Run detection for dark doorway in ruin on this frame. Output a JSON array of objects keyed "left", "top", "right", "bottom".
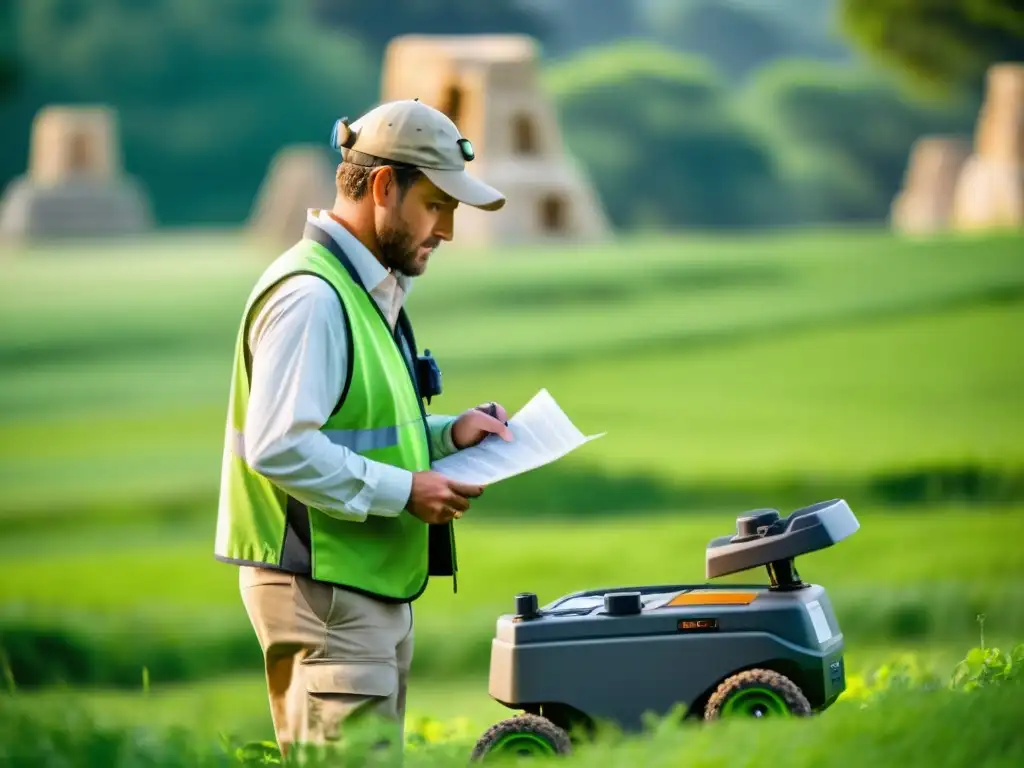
[
  {"left": 512, "top": 113, "right": 538, "bottom": 154},
  {"left": 68, "top": 131, "right": 93, "bottom": 172},
  {"left": 441, "top": 83, "right": 463, "bottom": 127},
  {"left": 540, "top": 194, "right": 567, "bottom": 233}
]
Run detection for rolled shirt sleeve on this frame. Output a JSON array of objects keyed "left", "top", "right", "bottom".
[{"left": 426, "top": 414, "right": 459, "bottom": 459}]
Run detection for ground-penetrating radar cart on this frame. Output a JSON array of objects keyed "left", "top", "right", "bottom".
[{"left": 470, "top": 498, "right": 860, "bottom": 761}]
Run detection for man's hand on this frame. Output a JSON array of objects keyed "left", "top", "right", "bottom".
[
  {"left": 451, "top": 401, "right": 514, "bottom": 450},
  {"left": 405, "top": 471, "right": 484, "bottom": 524}
]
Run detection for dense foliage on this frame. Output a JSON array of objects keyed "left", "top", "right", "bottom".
[
  {"left": 2, "top": 0, "right": 379, "bottom": 224},
  {"left": 646, "top": 0, "right": 853, "bottom": 82},
  {"left": 0, "top": 0, "right": 990, "bottom": 229},
  {"left": 736, "top": 60, "right": 978, "bottom": 222},
  {"left": 544, "top": 43, "right": 786, "bottom": 230},
  {"left": 839, "top": 0, "right": 1024, "bottom": 96},
  {"left": 309, "top": 0, "right": 552, "bottom": 53}
]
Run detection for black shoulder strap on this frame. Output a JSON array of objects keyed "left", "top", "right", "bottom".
[{"left": 396, "top": 306, "right": 418, "bottom": 360}]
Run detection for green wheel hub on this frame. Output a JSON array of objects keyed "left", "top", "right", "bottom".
[
  {"left": 471, "top": 713, "right": 573, "bottom": 761},
  {"left": 720, "top": 686, "right": 791, "bottom": 718},
  {"left": 490, "top": 731, "right": 557, "bottom": 756}
]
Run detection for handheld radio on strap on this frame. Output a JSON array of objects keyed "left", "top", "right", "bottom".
[{"left": 304, "top": 220, "right": 443, "bottom": 403}]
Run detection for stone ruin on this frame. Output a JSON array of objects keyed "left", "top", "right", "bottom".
[
  {"left": 891, "top": 136, "right": 972, "bottom": 235},
  {"left": 0, "top": 105, "right": 153, "bottom": 242},
  {"left": 247, "top": 145, "right": 337, "bottom": 249},
  {"left": 951, "top": 63, "right": 1024, "bottom": 232},
  {"left": 380, "top": 34, "right": 611, "bottom": 247}
]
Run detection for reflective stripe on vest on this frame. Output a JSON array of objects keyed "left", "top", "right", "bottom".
[{"left": 229, "top": 425, "right": 402, "bottom": 460}]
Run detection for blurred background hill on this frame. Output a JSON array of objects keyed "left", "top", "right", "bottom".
[{"left": 1, "top": 0, "right": 1016, "bottom": 229}]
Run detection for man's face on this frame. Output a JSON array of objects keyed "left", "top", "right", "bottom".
[{"left": 376, "top": 173, "right": 457, "bottom": 277}]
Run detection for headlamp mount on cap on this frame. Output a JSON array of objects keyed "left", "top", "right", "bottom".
[
  {"left": 330, "top": 117, "right": 355, "bottom": 152},
  {"left": 329, "top": 109, "right": 476, "bottom": 168}
]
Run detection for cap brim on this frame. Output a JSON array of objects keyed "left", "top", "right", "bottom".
[{"left": 420, "top": 167, "right": 506, "bottom": 211}]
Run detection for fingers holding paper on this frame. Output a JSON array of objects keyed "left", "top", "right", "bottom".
[
  {"left": 451, "top": 402, "right": 514, "bottom": 449},
  {"left": 405, "top": 470, "right": 484, "bottom": 524},
  {"left": 431, "top": 389, "right": 606, "bottom": 488},
  {"left": 475, "top": 401, "right": 508, "bottom": 424}
]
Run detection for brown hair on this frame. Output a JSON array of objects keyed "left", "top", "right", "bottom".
[{"left": 335, "top": 157, "right": 423, "bottom": 202}]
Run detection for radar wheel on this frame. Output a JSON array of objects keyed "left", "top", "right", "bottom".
[
  {"left": 470, "top": 713, "right": 572, "bottom": 761},
  {"left": 704, "top": 668, "right": 812, "bottom": 720}
]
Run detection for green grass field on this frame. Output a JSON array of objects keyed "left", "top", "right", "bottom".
[
  {"left": 2, "top": 228, "right": 1023, "bottom": 518},
  {"left": 1, "top": 226, "right": 1022, "bottom": 764},
  {"left": 5, "top": 506, "right": 1022, "bottom": 615},
  {"left": 2, "top": 504, "right": 1021, "bottom": 692}
]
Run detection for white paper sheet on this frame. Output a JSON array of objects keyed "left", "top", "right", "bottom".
[{"left": 431, "top": 389, "right": 605, "bottom": 485}]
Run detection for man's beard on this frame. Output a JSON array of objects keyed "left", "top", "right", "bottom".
[{"left": 377, "top": 215, "right": 438, "bottom": 277}]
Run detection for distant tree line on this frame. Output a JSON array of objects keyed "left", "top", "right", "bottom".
[
  {"left": 309, "top": 0, "right": 552, "bottom": 53},
  {"left": 545, "top": 42, "right": 978, "bottom": 230},
  {"left": 0, "top": 56, "right": 17, "bottom": 100},
  {"left": 0, "top": 0, "right": 1019, "bottom": 230}
]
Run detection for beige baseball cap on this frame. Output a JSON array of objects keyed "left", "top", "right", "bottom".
[{"left": 331, "top": 99, "right": 505, "bottom": 211}]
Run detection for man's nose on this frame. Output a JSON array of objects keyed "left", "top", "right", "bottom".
[{"left": 435, "top": 209, "right": 454, "bottom": 242}]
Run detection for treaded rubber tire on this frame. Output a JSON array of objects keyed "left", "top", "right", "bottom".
[
  {"left": 703, "top": 668, "right": 812, "bottom": 720},
  {"left": 470, "top": 713, "right": 573, "bottom": 761}
]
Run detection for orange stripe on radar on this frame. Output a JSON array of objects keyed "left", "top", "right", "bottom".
[{"left": 665, "top": 590, "right": 759, "bottom": 607}]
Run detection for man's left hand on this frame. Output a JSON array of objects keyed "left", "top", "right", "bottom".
[{"left": 451, "top": 402, "right": 513, "bottom": 450}]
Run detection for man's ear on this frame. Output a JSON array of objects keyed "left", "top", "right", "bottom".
[{"left": 370, "top": 166, "right": 395, "bottom": 207}]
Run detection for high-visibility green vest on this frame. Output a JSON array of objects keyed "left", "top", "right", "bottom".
[{"left": 214, "top": 222, "right": 454, "bottom": 602}]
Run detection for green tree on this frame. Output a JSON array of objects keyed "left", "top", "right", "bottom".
[
  {"left": 545, "top": 42, "right": 787, "bottom": 230},
  {"left": 522, "top": 0, "right": 641, "bottom": 58},
  {"left": 646, "top": 0, "right": 850, "bottom": 83},
  {"left": 0, "top": 0, "right": 16, "bottom": 101},
  {"left": 0, "top": 56, "right": 17, "bottom": 100},
  {"left": 740, "top": 60, "right": 977, "bottom": 222},
  {"left": 310, "top": 0, "right": 551, "bottom": 52},
  {"left": 3, "top": 0, "right": 379, "bottom": 225},
  {"left": 839, "top": 0, "right": 1024, "bottom": 96}
]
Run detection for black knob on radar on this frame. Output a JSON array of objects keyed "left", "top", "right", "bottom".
[
  {"left": 604, "top": 591, "right": 642, "bottom": 616},
  {"left": 515, "top": 592, "right": 539, "bottom": 619}
]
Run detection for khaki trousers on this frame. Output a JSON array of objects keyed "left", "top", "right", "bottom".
[{"left": 239, "top": 565, "right": 414, "bottom": 755}]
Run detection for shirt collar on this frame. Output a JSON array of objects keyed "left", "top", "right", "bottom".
[{"left": 306, "top": 209, "right": 414, "bottom": 296}]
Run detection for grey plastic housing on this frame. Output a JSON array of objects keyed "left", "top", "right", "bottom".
[
  {"left": 487, "top": 584, "right": 847, "bottom": 732},
  {"left": 705, "top": 498, "right": 860, "bottom": 579}
]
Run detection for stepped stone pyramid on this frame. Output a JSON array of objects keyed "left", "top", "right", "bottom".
[
  {"left": 380, "top": 34, "right": 611, "bottom": 247},
  {"left": 248, "top": 145, "right": 337, "bottom": 248},
  {"left": 0, "top": 105, "right": 152, "bottom": 242},
  {"left": 891, "top": 136, "right": 972, "bottom": 235},
  {"left": 951, "top": 63, "right": 1024, "bottom": 232}
]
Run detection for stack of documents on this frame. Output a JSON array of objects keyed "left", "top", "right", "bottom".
[{"left": 431, "top": 389, "right": 605, "bottom": 485}]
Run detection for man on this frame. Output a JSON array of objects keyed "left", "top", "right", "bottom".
[{"left": 213, "top": 99, "right": 514, "bottom": 757}]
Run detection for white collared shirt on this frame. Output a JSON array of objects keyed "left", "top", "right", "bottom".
[{"left": 241, "top": 209, "right": 458, "bottom": 522}]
